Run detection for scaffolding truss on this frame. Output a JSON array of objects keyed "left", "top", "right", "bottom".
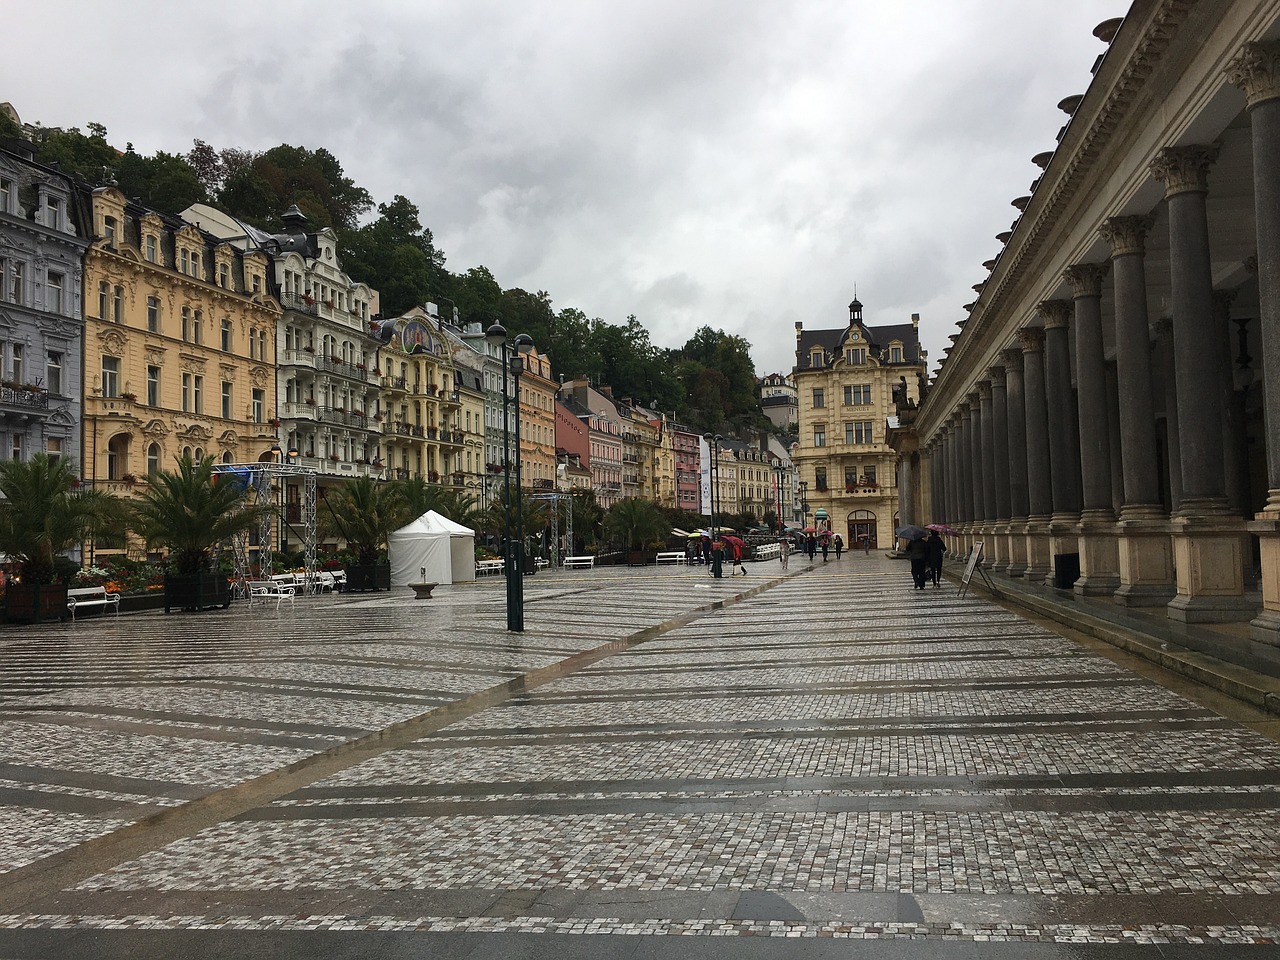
[
  {"left": 211, "top": 462, "right": 318, "bottom": 598},
  {"left": 530, "top": 492, "right": 572, "bottom": 567}
]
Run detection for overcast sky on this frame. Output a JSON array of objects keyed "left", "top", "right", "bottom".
[{"left": 7, "top": 0, "right": 1120, "bottom": 376}]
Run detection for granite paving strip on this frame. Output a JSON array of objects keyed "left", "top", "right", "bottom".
[{"left": 2, "top": 560, "right": 1280, "bottom": 952}]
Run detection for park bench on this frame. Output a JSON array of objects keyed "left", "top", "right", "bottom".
[
  {"left": 655, "top": 551, "right": 688, "bottom": 564},
  {"left": 751, "top": 543, "right": 781, "bottom": 562},
  {"left": 66, "top": 585, "right": 121, "bottom": 621},
  {"left": 563, "top": 555, "right": 595, "bottom": 569},
  {"left": 476, "top": 558, "right": 505, "bottom": 576},
  {"left": 247, "top": 579, "right": 295, "bottom": 609}
]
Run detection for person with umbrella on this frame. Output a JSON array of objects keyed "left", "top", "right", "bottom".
[
  {"left": 820, "top": 531, "right": 830, "bottom": 563},
  {"left": 925, "top": 528, "right": 947, "bottom": 586},
  {"left": 805, "top": 531, "right": 817, "bottom": 561},
  {"left": 833, "top": 533, "right": 843, "bottom": 559},
  {"left": 721, "top": 533, "right": 747, "bottom": 575},
  {"left": 897, "top": 524, "right": 930, "bottom": 589}
]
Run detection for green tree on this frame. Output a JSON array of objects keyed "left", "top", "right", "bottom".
[
  {"left": 394, "top": 476, "right": 481, "bottom": 530},
  {"left": 30, "top": 123, "right": 119, "bottom": 186},
  {"left": 318, "top": 476, "right": 403, "bottom": 566},
  {"left": 129, "top": 455, "right": 273, "bottom": 576},
  {"left": 0, "top": 455, "right": 122, "bottom": 584},
  {"left": 339, "top": 196, "right": 447, "bottom": 316},
  {"left": 603, "top": 497, "right": 669, "bottom": 551},
  {"left": 116, "top": 149, "right": 206, "bottom": 214}
]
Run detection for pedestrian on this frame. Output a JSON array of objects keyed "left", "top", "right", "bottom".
[
  {"left": 710, "top": 538, "right": 724, "bottom": 578},
  {"left": 907, "top": 536, "right": 929, "bottom": 589},
  {"left": 728, "top": 537, "right": 746, "bottom": 576},
  {"left": 806, "top": 533, "right": 817, "bottom": 561},
  {"left": 834, "top": 534, "right": 843, "bottom": 559},
  {"left": 779, "top": 537, "right": 790, "bottom": 570},
  {"left": 861, "top": 535, "right": 870, "bottom": 555},
  {"left": 925, "top": 530, "right": 946, "bottom": 586},
  {"left": 820, "top": 537, "right": 829, "bottom": 563}
]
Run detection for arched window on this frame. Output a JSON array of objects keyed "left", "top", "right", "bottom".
[
  {"left": 147, "top": 443, "right": 160, "bottom": 476},
  {"left": 194, "top": 446, "right": 205, "bottom": 461},
  {"left": 106, "top": 433, "right": 130, "bottom": 481},
  {"left": 182, "top": 445, "right": 192, "bottom": 461}
]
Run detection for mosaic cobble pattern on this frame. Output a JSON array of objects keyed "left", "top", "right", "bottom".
[{"left": 1, "top": 560, "right": 1278, "bottom": 952}]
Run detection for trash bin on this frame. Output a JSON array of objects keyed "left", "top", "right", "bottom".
[{"left": 1053, "top": 552, "right": 1080, "bottom": 590}]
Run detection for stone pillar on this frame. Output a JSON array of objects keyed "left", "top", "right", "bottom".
[
  {"left": 1105, "top": 362, "right": 1124, "bottom": 512},
  {"left": 989, "top": 364, "right": 1013, "bottom": 572},
  {"left": 968, "top": 392, "right": 986, "bottom": 529},
  {"left": 1100, "top": 214, "right": 1175, "bottom": 606},
  {"left": 1040, "top": 299, "right": 1080, "bottom": 579},
  {"left": 1154, "top": 317, "right": 1183, "bottom": 512},
  {"left": 1020, "top": 327, "right": 1053, "bottom": 582},
  {"left": 1064, "top": 263, "right": 1119, "bottom": 595},
  {"left": 1003, "top": 347, "right": 1029, "bottom": 576},
  {"left": 1150, "top": 144, "right": 1253, "bottom": 622},
  {"left": 958, "top": 406, "right": 974, "bottom": 524},
  {"left": 978, "top": 381, "right": 997, "bottom": 566},
  {"left": 1228, "top": 41, "right": 1280, "bottom": 642},
  {"left": 898, "top": 454, "right": 914, "bottom": 527},
  {"left": 1214, "top": 289, "right": 1250, "bottom": 517}
]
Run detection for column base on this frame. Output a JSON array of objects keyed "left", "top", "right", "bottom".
[
  {"left": 1114, "top": 505, "right": 1174, "bottom": 608},
  {"left": 1247, "top": 510, "right": 1280, "bottom": 643},
  {"left": 1075, "top": 510, "right": 1119, "bottom": 596},
  {"left": 1047, "top": 512, "right": 1081, "bottom": 588},
  {"left": 1166, "top": 502, "right": 1253, "bottom": 624},
  {"left": 1003, "top": 518, "right": 1028, "bottom": 577},
  {"left": 1022, "top": 517, "right": 1052, "bottom": 582}
]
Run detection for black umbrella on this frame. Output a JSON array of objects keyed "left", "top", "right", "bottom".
[{"left": 895, "top": 524, "right": 927, "bottom": 540}]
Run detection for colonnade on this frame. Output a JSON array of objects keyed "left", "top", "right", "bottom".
[{"left": 919, "top": 37, "right": 1280, "bottom": 644}]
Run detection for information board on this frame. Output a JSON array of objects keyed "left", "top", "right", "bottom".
[{"left": 959, "top": 541, "right": 984, "bottom": 596}]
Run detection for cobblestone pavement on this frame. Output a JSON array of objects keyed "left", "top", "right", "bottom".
[{"left": 1, "top": 556, "right": 1279, "bottom": 958}]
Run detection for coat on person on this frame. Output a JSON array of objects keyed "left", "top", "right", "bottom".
[
  {"left": 906, "top": 536, "right": 930, "bottom": 589},
  {"left": 925, "top": 531, "right": 946, "bottom": 586},
  {"left": 833, "top": 534, "right": 843, "bottom": 559},
  {"left": 805, "top": 534, "right": 817, "bottom": 560}
]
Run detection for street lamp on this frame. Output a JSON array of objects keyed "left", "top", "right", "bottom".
[
  {"left": 487, "top": 321, "right": 534, "bottom": 632},
  {"left": 772, "top": 460, "right": 785, "bottom": 532},
  {"left": 798, "top": 479, "right": 810, "bottom": 527}
]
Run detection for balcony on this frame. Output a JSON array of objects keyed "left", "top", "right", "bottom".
[
  {"left": 281, "top": 401, "right": 318, "bottom": 421},
  {"left": 438, "top": 429, "right": 465, "bottom": 446},
  {"left": 280, "top": 293, "right": 319, "bottom": 316},
  {"left": 440, "top": 390, "right": 461, "bottom": 407},
  {"left": 383, "top": 420, "right": 424, "bottom": 439},
  {"left": 280, "top": 348, "right": 317, "bottom": 369},
  {"left": 315, "top": 356, "right": 373, "bottom": 382},
  {"left": 381, "top": 374, "right": 408, "bottom": 394},
  {"left": 2, "top": 384, "right": 51, "bottom": 412}
]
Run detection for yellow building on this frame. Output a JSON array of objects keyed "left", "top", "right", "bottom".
[
  {"left": 518, "top": 346, "right": 556, "bottom": 491},
  {"left": 83, "top": 187, "right": 279, "bottom": 495},
  {"left": 793, "top": 300, "right": 926, "bottom": 547}
]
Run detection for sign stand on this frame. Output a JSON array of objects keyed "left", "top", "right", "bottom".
[{"left": 958, "top": 541, "right": 997, "bottom": 598}]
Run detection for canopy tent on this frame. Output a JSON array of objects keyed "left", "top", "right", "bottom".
[{"left": 389, "top": 510, "right": 476, "bottom": 586}]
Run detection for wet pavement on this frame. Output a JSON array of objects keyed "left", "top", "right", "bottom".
[{"left": 1, "top": 554, "right": 1278, "bottom": 958}]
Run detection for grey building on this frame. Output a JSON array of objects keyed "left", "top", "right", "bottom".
[{"left": 0, "top": 141, "right": 89, "bottom": 470}]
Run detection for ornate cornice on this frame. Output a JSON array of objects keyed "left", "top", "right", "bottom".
[
  {"left": 1149, "top": 143, "right": 1220, "bottom": 197},
  {"left": 1099, "top": 215, "right": 1154, "bottom": 257},
  {"left": 1037, "top": 299, "right": 1073, "bottom": 330},
  {"left": 1226, "top": 40, "right": 1280, "bottom": 109},
  {"left": 1064, "top": 262, "right": 1110, "bottom": 298}
]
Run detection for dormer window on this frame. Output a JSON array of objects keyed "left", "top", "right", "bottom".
[
  {"left": 145, "top": 235, "right": 157, "bottom": 262},
  {"left": 0, "top": 178, "right": 11, "bottom": 214},
  {"left": 889, "top": 342, "right": 903, "bottom": 363},
  {"left": 219, "top": 263, "right": 229, "bottom": 288},
  {"left": 810, "top": 349, "right": 824, "bottom": 368},
  {"left": 44, "top": 196, "right": 62, "bottom": 229},
  {"left": 103, "top": 216, "right": 117, "bottom": 247},
  {"left": 845, "top": 347, "right": 867, "bottom": 365}
]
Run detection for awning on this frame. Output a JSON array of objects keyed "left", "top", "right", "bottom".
[{"left": 813, "top": 509, "right": 829, "bottom": 519}]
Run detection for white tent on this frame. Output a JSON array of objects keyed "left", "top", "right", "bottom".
[{"left": 389, "top": 510, "right": 476, "bottom": 586}]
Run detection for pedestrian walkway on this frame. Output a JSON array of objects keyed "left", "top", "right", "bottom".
[{"left": 1, "top": 556, "right": 1278, "bottom": 957}]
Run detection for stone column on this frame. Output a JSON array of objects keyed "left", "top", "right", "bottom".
[
  {"left": 1101, "top": 212, "right": 1175, "bottom": 606},
  {"left": 946, "top": 418, "right": 961, "bottom": 526},
  {"left": 1040, "top": 299, "right": 1081, "bottom": 580},
  {"left": 1229, "top": 41, "right": 1280, "bottom": 642},
  {"left": 1154, "top": 318, "right": 1183, "bottom": 512},
  {"left": 1214, "top": 289, "right": 1250, "bottom": 516},
  {"left": 1150, "top": 144, "right": 1252, "bottom": 622},
  {"left": 1106, "top": 361, "right": 1124, "bottom": 512},
  {"left": 957, "top": 406, "right": 973, "bottom": 525},
  {"left": 978, "top": 380, "right": 998, "bottom": 562},
  {"left": 989, "top": 364, "right": 1012, "bottom": 572},
  {"left": 1064, "top": 263, "right": 1119, "bottom": 595},
  {"left": 1003, "top": 348, "right": 1029, "bottom": 576},
  {"left": 898, "top": 453, "right": 914, "bottom": 527},
  {"left": 967, "top": 395, "right": 984, "bottom": 526},
  {"left": 1020, "top": 327, "right": 1053, "bottom": 581}
]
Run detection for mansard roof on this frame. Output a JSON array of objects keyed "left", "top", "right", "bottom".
[{"left": 795, "top": 316, "right": 923, "bottom": 371}]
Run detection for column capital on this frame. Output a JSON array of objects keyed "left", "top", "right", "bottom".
[
  {"left": 1150, "top": 143, "right": 1220, "bottom": 198},
  {"left": 977, "top": 380, "right": 992, "bottom": 400},
  {"left": 1036, "top": 299, "right": 1073, "bottom": 330},
  {"left": 959, "top": 402, "right": 974, "bottom": 421},
  {"left": 1100, "top": 215, "right": 1155, "bottom": 257},
  {"left": 1018, "top": 326, "right": 1045, "bottom": 352},
  {"left": 1000, "top": 347, "right": 1023, "bottom": 370},
  {"left": 1064, "top": 262, "right": 1111, "bottom": 298},
  {"left": 1213, "top": 287, "right": 1239, "bottom": 314},
  {"left": 988, "top": 364, "right": 1007, "bottom": 387},
  {"left": 1226, "top": 40, "right": 1280, "bottom": 109}
]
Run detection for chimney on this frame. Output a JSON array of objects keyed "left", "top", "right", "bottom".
[{"left": 911, "top": 312, "right": 920, "bottom": 328}]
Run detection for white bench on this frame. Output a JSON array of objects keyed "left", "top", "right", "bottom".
[
  {"left": 752, "top": 543, "right": 781, "bottom": 561},
  {"left": 67, "top": 585, "right": 121, "bottom": 621},
  {"left": 247, "top": 579, "right": 294, "bottom": 609},
  {"left": 476, "top": 559, "right": 505, "bottom": 576},
  {"left": 535, "top": 558, "right": 550, "bottom": 569},
  {"left": 655, "top": 551, "right": 688, "bottom": 564},
  {"left": 563, "top": 555, "right": 595, "bottom": 569}
]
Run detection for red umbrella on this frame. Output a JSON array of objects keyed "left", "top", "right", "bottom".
[
  {"left": 926, "top": 523, "right": 959, "bottom": 535},
  {"left": 802, "top": 526, "right": 818, "bottom": 533}
]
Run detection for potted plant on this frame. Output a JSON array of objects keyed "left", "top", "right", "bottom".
[
  {"left": 319, "top": 476, "right": 401, "bottom": 591},
  {"left": 129, "top": 454, "right": 273, "bottom": 614},
  {"left": 0, "top": 454, "right": 124, "bottom": 623},
  {"left": 604, "top": 498, "right": 668, "bottom": 566},
  {"left": 121, "top": 391, "right": 137, "bottom": 402}
]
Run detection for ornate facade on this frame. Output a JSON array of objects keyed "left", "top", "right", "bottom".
[
  {"left": 83, "top": 188, "right": 278, "bottom": 494},
  {"left": 0, "top": 144, "right": 87, "bottom": 470},
  {"left": 793, "top": 300, "right": 926, "bottom": 547}
]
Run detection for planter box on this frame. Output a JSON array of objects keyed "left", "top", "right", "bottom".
[
  {"left": 164, "top": 573, "right": 231, "bottom": 614},
  {"left": 344, "top": 562, "right": 391, "bottom": 592},
  {"left": 5, "top": 583, "right": 69, "bottom": 623}
]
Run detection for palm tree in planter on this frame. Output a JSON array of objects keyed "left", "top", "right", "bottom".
[
  {"left": 394, "top": 476, "right": 483, "bottom": 530},
  {"left": 319, "top": 475, "right": 402, "bottom": 591},
  {"left": 604, "top": 497, "right": 669, "bottom": 566},
  {"left": 129, "top": 454, "right": 273, "bottom": 613},
  {"left": 0, "top": 454, "right": 124, "bottom": 623}
]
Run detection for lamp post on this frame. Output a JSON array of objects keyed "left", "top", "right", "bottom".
[
  {"left": 487, "top": 322, "right": 534, "bottom": 632},
  {"left": 798, "top": 479, "right": 810, "bottom": 528},
  {"left": 702, "top": 433, "right": 723, "bottom": 539},
  {"left": 772, "top": 460, "right": 785, "bottom": 532}
]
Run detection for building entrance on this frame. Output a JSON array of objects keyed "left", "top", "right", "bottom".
[{"left": 848, "top": 509, "right": 876, "bottom": 551}]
